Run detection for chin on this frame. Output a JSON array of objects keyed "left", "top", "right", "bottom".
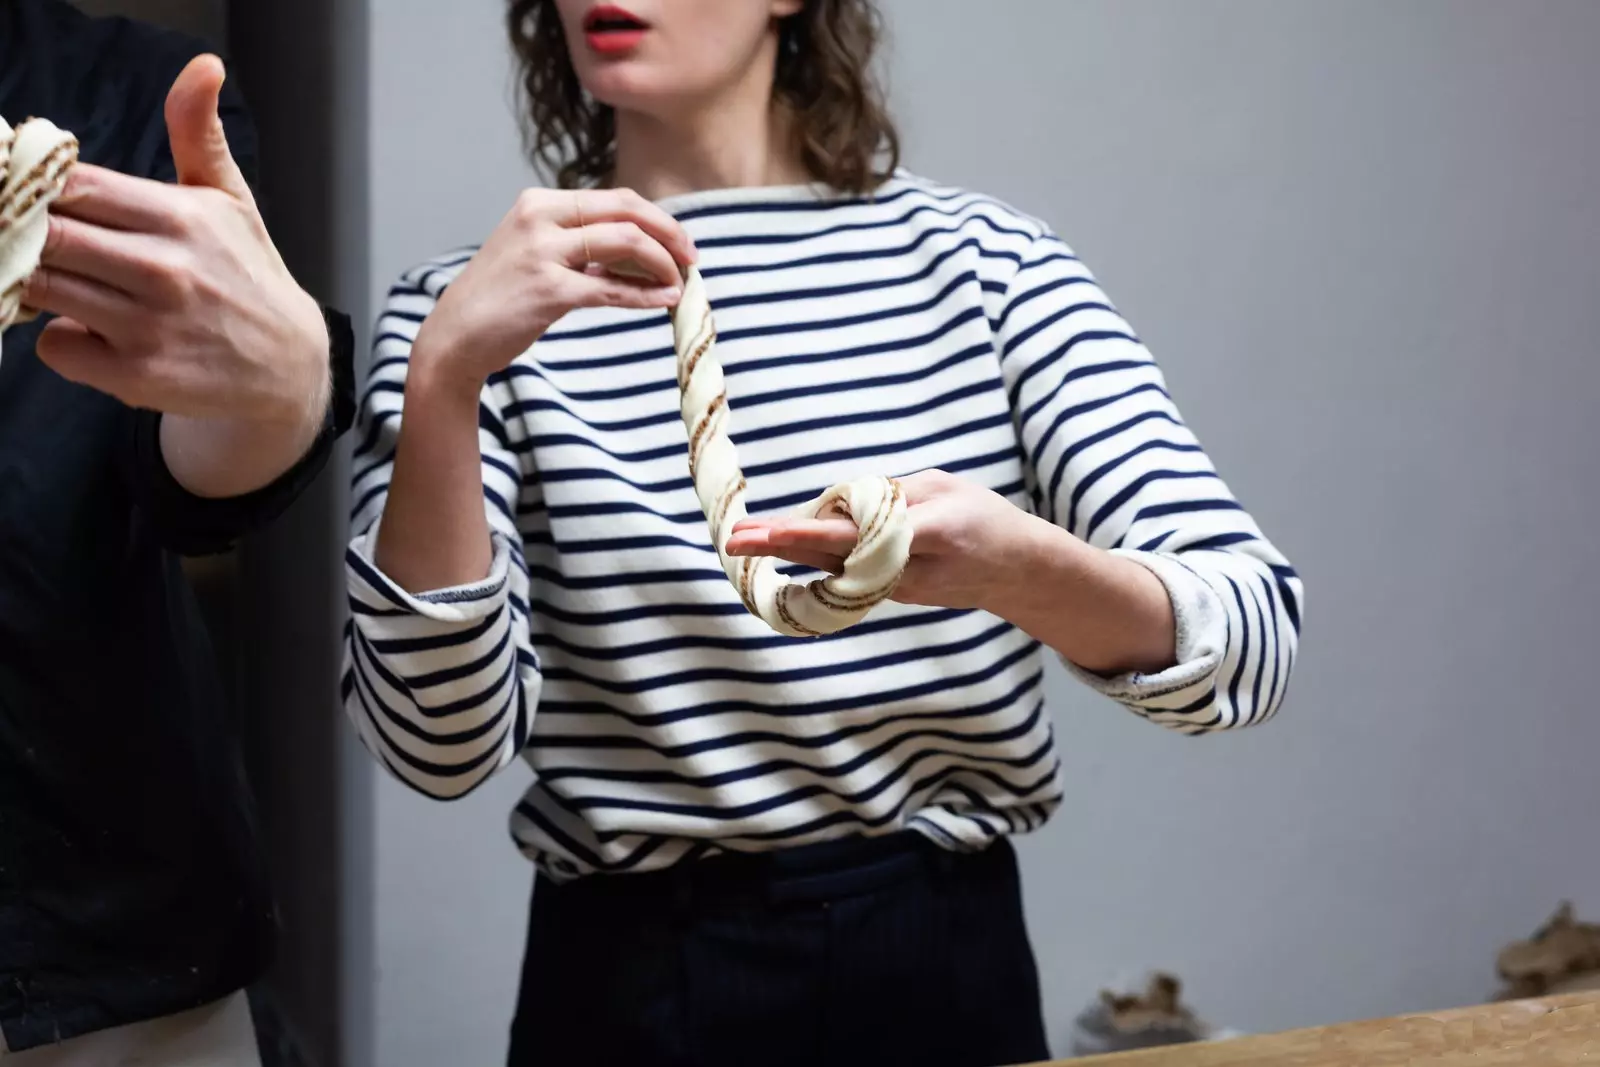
[
  {"left": 583, "top": 72, "right": 678, "bottom": 115},
  {"left": 577, "top": 57, "right": 720, "bottom": 119}
]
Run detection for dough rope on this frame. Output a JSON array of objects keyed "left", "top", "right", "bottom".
[
  {"left": 669, "top": 266, "right": 913, "bottom": 637},
  {"left": 0, "top": 114, "right": 79, "bottom": 344}
]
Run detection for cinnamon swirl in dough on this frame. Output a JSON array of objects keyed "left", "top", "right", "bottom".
[
  {"left": 670, "top": 266, "right": 913, "bottom": 637},
  {"left": 0, "top": 115, "right": 79, "bottom": 344}
]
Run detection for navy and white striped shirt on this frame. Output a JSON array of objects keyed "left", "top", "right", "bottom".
[{"left": 342, "top": 172, "right": 1303, "bottom": 880}]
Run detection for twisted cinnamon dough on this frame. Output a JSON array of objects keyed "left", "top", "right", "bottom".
[
  {"left": 0, "top": 115, "right": 78, "bottom": 347},
  {"left": 669, "top": 266, "right": 912, "bottom": 637}
]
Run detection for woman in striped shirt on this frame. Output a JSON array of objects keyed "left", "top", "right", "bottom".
[{"left": 343, "top": 1, "right": 1303, "bottom": 1063}]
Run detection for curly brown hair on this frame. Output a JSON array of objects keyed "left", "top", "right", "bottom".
[{"left": 506, "top": 0, "right": 901, "bottom": 194}]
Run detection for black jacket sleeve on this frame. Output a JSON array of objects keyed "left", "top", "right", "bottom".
[
  {"left": 121, "top": 48, "right": 356, "bottom": 557},
  {"left": 128, "top": 305, "right": 355, "bottom": 557}
]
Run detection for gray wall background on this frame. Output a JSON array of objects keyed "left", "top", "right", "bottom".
[{"left": 71, "top": 1, "right": 1600, "bottom": 1064}]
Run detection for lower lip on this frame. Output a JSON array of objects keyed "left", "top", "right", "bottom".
[{"left": 585, "top": 29, "right": 646, "bottom": 55}]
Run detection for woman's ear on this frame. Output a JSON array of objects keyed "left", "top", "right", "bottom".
[{"left": 770, "top": 0, "right": 804, "bottom": 18}]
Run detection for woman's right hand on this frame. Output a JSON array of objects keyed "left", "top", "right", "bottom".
[{"left": 411, "top": 186, "right": 696, "bottom": 386}]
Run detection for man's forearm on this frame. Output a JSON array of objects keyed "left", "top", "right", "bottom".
[
  {"left": 986, "top": 515, "right": 1178, "bottom": 676},
  {"left": 158, "top": 357, "right": 330, "bottom": 499}
]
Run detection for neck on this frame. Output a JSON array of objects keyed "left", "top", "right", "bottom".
[{"left": 611, "top": 46, "right": 809, "bottom": 201}]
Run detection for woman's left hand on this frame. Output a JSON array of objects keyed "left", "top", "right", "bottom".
[
  {"left": 724, "top": 469, "right": 1042, "bottom": 612},
  {"left": 727, "top": 468, "right": 1179, "bottom": 674}
]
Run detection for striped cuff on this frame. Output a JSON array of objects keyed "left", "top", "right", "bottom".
[
  {"left": 1061, "top": 549, "right": 1226, "bottom": 706},
  {"left": 346, "top": 524, "right": 512, "bottom": 623}
]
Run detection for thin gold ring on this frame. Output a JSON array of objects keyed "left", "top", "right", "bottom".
[{"left": 575, "top": 194, "right": 591, "bottom": 265}]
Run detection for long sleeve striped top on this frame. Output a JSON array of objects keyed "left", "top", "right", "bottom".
[{"left": 341, "top": 172, "right": 1303, "bottom": 881}]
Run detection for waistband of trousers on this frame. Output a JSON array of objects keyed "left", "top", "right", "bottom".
[{"left": 543, "top": 830, "right": 1006, "bottom": 909}]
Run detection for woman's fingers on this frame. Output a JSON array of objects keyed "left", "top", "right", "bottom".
[
  {"left": 728, "top": 518, "right": 862, "bottom": 554},
  {"left": 723, "top": 535, "right": 846, "bottom": 575},
  {"left": 564, "top": 222, "right": 682, "bottom": 287},
  {"left": 726, "top": 521, "right": 857, "bottom": 581},
  {"left": 567, "top": 270, "right": 682, "bottom": 311},
  {"left": 566, "top": 187, "right": 697, "bottom": 267},
  {"left": 777, "top": 549, "right": 847, "bottom": 575}
]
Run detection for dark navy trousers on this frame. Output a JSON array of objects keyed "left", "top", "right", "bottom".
[{"left": 507, "top": 833, "right": 1051, "bottom": 1067}]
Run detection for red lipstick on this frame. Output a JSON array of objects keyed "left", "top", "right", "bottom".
[{"left": 583, "top": 5, "right": 648, "bottom": 55}]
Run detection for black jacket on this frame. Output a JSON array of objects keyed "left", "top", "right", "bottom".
[{"left": 0, "top": 0, "right": 353, "bottom": 1050}]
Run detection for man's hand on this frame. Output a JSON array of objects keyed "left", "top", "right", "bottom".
[{"left": 23, "top": 54, "right": 328, "bottom": 499}]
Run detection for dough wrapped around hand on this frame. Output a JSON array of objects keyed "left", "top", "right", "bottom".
[{"left": 669, "top": 266, "right": 912, "bottom": 637}]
